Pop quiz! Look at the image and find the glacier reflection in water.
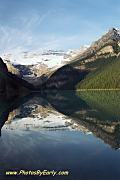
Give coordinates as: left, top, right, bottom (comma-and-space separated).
0, 91, 120, 180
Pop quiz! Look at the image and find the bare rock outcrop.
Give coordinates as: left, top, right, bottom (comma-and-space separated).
71, 28, 120, 65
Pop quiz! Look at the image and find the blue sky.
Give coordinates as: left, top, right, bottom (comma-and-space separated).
0, 0, 120, 53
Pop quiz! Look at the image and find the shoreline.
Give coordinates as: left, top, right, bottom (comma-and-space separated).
77, 89, 120, 91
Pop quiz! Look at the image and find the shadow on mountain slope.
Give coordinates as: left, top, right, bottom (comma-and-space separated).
0, 57, 35, 99
38, 65, 89, 90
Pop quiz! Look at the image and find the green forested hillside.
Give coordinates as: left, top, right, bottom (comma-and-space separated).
76, 55, 120, 89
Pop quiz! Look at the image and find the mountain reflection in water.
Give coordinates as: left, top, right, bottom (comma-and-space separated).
0, 91, 120, 180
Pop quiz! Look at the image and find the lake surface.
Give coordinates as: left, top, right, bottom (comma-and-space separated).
0, 91, 120, 180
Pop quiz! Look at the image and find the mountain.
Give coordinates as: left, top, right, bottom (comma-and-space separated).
77, 55, 120, 89
1, 28, 120, 90
70, 28, 120, 66
40, 28, 120, 90
2, 48, 88, 79
2, 50, 68, 67
2, 49, 85, 88
41, 65, 89, 90
0, 57, 34, 99
2, 50, 71, 85
69, 28, 120, 90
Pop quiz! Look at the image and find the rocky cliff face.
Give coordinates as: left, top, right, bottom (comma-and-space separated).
70, 28, 120, 66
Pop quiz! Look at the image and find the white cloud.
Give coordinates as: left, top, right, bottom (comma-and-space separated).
0, 9, 108, 54
0, 10, 52, 54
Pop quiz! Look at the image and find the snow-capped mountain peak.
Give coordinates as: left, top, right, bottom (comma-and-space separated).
2, 50, 68, 69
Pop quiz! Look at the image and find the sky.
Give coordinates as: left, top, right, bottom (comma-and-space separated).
0, 0, 120, 53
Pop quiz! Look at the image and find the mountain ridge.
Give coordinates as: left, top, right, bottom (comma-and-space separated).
1, 28, 120, 91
